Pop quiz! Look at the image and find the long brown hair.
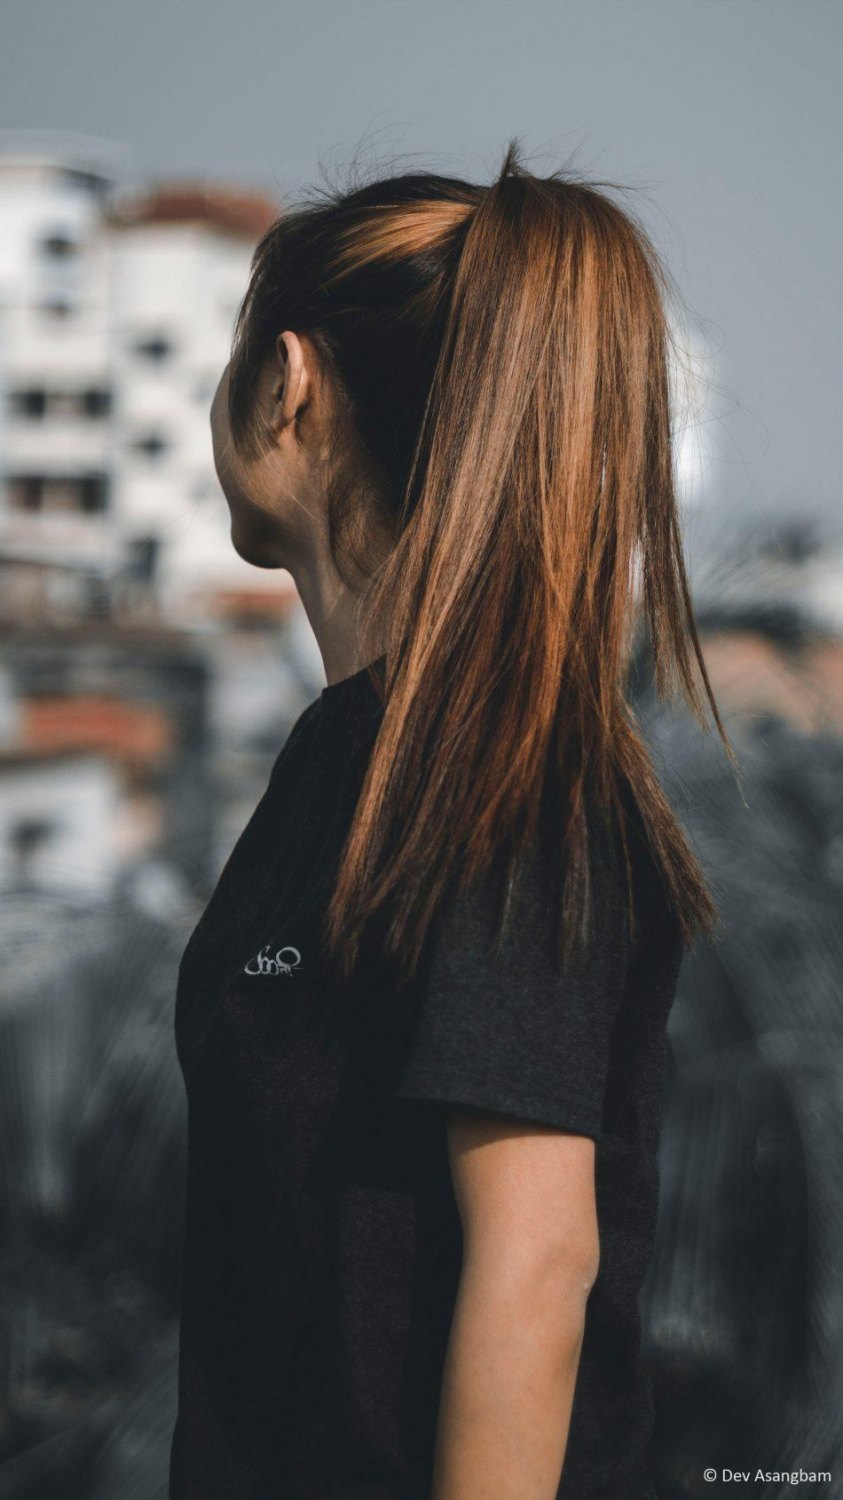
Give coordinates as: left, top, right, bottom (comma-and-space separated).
228, 141, 736, 983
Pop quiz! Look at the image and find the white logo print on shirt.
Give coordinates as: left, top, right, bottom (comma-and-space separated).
243, 944, 303, 977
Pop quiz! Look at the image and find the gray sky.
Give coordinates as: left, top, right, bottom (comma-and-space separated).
3, 0, 841, 543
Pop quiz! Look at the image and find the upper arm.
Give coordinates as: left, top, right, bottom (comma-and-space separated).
445, 1107, 601, 1294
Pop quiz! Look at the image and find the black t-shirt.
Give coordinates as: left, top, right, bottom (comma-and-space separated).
169, 660, 685, 1500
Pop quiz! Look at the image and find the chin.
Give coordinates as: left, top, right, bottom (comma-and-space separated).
228, 513, 288, 570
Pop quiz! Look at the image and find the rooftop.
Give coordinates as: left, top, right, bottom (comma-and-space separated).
109, 182, 280, 240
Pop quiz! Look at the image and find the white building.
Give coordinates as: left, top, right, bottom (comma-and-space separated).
0, 748, 121, 898
0, 134, 119, 614
0, 131, 286, 622
107, 180, 282, 619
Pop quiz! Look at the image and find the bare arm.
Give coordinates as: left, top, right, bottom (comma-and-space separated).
431, 1110, 600, 1500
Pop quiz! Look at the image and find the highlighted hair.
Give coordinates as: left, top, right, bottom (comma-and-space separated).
228, 142, 734, 982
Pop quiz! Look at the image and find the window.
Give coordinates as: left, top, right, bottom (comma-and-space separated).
8, 388, 111, 420
82, 388, 111, 417
9, 389, 47, 418
11, 815, 59, 863
132, 335, 174, 363
125, 535, 160, 583
48, 390, 112, 419
131, 433, 169, 460
39, 298, 75, 320
6, 474, 109, 515
78, 476, 108, 513
7, 476, 43, 512
39, 229, 79, 260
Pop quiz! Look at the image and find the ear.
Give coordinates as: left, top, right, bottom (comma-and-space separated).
271, 330, 310, 432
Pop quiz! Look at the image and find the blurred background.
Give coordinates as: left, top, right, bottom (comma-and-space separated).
0, 2, 841, 1497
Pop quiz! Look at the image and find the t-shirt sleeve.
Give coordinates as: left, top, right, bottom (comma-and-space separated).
394, 816, 630, 1141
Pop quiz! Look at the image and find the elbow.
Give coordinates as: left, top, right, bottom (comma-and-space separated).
464, 1226, 601, 1326
516, 1236, 600, 1374
532, 1231, 601, 1317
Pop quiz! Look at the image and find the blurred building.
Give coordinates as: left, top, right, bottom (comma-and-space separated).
0, 748, 120, 898
693, 520, 843, 737
0, 132, 286, 624
107, 181, 281, 620
0, 135, 117, 618
1, 130, 842, 911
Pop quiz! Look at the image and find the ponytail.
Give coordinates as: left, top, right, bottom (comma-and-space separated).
228, 142, 734, 983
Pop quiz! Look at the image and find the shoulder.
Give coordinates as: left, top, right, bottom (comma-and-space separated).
524, 771, 686, 973
268, 697, 324, 782
396, 778, 636, 1138
420, 779, 631, 990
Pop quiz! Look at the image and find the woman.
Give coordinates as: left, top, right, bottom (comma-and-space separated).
169, 143, 732, 1500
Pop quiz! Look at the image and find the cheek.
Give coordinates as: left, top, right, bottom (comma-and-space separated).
210, 368, 247, 495
210, 387, 231, 476
211, 401, 254, 510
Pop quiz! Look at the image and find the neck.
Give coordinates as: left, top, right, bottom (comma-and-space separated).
289, 539, 380, 689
